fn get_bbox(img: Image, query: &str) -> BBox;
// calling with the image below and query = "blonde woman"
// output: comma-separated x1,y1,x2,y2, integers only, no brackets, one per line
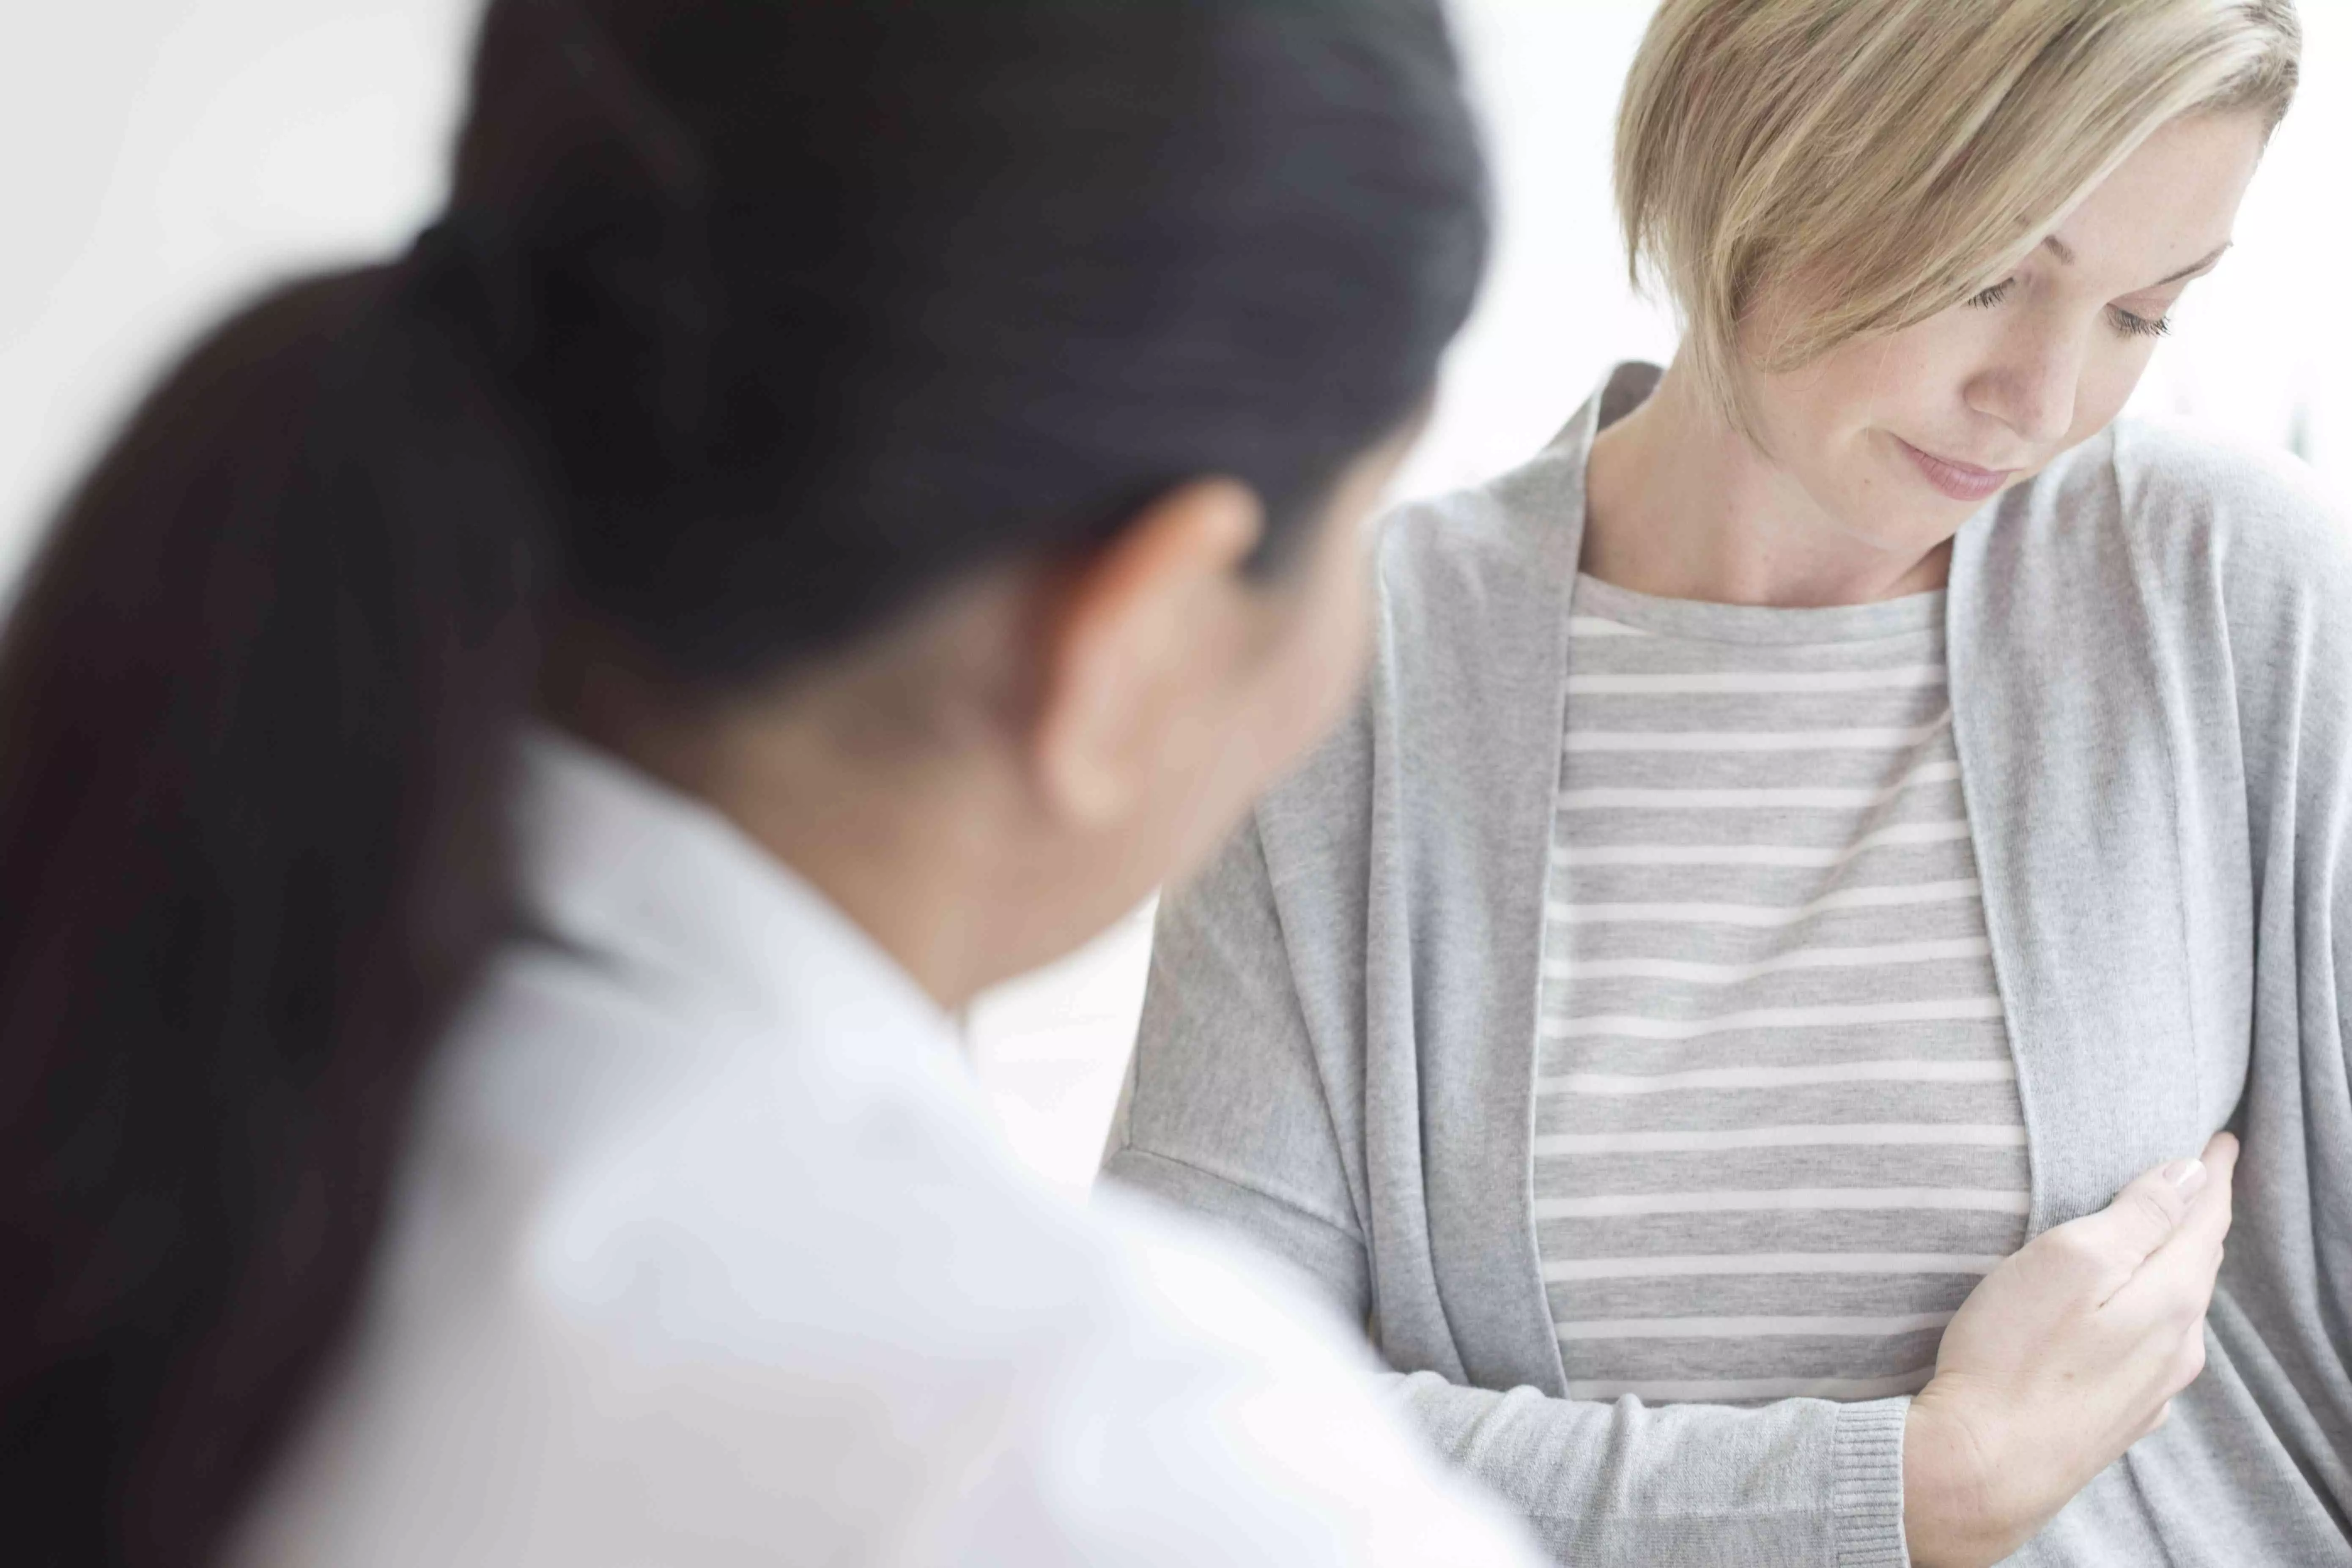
1107,2,2345,1564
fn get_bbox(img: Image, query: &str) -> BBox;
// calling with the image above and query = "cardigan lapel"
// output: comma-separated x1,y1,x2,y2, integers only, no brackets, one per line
1376,365,1653,1396
1946,432,2208,1232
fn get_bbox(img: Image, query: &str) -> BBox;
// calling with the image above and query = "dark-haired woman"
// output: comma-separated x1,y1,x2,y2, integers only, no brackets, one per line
0,1,1541,1563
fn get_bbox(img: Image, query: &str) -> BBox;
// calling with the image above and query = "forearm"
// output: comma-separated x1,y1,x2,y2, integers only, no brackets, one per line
1109,1142,1910,1565
1379,1369,1910,1568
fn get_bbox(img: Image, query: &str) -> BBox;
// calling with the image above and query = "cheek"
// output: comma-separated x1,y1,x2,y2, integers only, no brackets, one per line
2065,345,2154,446
1754,348,1908,470
1761,384,1899,512
1839,326,1964,438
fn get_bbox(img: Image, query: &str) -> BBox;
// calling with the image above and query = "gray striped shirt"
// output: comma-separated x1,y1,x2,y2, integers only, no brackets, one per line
1535,575,2029,1405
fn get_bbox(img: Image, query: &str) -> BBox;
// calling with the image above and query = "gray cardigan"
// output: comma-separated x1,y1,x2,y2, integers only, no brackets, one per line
1103,365,2352,1566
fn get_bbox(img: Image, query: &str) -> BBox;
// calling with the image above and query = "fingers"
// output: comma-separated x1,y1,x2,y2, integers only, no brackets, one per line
2107,1136,2237,1338
2072,1154,2205,1270
2149,1134,2239,1266
2172,1133,2239,1251
2182,1142,2239,1222
2123,1137,2238,1308
2043,1133,2237,1310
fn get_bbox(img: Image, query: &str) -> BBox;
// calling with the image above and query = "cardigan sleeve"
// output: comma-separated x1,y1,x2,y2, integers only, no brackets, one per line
1105,814,1915,1568
1104,817,1376,1318
2197,436,2352,1516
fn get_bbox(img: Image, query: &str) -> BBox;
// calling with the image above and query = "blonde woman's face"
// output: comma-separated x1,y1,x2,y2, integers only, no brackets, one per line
1738,113,2268,553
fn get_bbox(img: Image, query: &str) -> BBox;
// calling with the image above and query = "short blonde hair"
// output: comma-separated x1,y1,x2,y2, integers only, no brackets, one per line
1616,0,2301,423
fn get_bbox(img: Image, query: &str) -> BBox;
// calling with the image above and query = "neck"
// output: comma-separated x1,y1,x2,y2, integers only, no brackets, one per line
1582,355,1952,607
547,654,1017,1015
691,721,1009,1013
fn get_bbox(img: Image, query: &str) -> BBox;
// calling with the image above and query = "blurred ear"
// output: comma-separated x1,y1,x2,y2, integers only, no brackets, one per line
1029,479,1266,828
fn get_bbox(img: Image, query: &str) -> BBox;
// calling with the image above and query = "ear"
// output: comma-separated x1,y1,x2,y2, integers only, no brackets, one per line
1029,479,1266,828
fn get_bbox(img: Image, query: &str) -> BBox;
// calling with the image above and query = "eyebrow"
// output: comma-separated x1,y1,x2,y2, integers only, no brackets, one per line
2039,234,2233,288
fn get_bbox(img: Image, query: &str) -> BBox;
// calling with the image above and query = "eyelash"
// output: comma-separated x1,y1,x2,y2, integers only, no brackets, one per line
1966,277,2172,339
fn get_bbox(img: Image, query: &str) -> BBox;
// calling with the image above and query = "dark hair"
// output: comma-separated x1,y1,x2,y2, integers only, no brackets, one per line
0,1,1486,1562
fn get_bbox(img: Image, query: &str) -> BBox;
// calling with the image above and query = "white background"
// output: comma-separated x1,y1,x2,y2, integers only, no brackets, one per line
6,0,2346,1188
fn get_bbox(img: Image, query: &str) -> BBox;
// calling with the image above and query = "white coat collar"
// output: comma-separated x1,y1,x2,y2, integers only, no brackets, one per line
509,725,960,1075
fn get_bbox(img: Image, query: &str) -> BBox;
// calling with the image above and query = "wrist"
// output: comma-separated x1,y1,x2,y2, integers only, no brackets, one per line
1902,1391,2018,1568
1830,1398,1910,1563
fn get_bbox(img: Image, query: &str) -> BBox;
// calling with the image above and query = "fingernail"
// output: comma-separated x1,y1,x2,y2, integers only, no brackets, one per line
2166,1159,2209,1197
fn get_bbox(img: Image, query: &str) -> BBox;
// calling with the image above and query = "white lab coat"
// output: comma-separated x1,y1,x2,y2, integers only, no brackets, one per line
228,730,1541,1566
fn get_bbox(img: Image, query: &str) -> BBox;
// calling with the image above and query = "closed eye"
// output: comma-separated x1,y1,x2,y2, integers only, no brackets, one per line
1969,276,2172,340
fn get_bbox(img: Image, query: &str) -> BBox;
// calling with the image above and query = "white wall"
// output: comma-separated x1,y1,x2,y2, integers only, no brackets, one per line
6,1,2347,1189
1,0,477,588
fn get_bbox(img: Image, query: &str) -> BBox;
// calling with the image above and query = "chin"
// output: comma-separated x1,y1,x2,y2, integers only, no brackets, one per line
1828,501,1957,557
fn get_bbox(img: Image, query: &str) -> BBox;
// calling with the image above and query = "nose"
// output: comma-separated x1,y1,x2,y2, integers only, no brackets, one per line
1964,318,2084,448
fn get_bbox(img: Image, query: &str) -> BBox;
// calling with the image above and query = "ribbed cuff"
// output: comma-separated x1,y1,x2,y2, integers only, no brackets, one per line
1833,1396,1912,1566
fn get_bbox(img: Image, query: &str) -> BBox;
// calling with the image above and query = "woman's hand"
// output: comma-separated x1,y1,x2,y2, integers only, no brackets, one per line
1902,1131,2238,1568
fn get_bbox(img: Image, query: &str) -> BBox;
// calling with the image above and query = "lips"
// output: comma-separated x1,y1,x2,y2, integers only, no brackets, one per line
1896,437,2017,504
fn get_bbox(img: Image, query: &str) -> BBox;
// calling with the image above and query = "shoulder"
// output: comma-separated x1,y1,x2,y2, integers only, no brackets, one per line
381,941,1116,1417
1258,417,1594,878
254,952,1532,1564
1256,435,1582,865
1372,358,1645,601
486,977,1530,1565
242,955,1109,1560
2102,419,2352,608
2105,417,2341,517
1372,422,1587,629
1996,421,2352,668
2006,423,2352,794
480,964,1110,1355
